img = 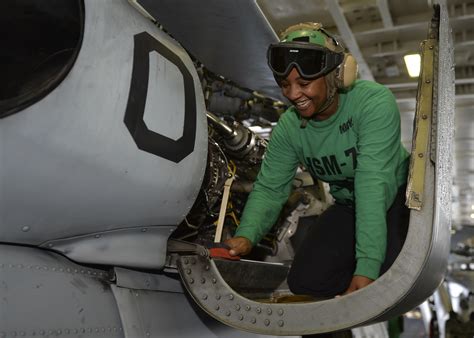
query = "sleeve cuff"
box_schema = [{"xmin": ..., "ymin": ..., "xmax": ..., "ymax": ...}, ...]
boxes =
[
  {"xmin": 354, "ymin": 258, "xmax": 382, "ymax": 280},
  {"xmin": 234, "ymin": 228, "xmax": 260, "ymax": 246}
]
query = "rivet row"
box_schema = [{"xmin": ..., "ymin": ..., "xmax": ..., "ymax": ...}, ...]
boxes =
[{"xmin": 0, "ymin": 326, "xmax": 122, "ymax": 336}]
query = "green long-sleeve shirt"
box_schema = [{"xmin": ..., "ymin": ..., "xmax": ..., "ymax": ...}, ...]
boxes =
[{"xmin": 235, "ymin": 80, "xmax": 409, "ymax": 280}]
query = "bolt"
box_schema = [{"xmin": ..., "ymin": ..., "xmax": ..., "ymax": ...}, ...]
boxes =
[
  {"xmin": 264, "ymin": 319, "xmax": 270, "ymax": 326},
  {"xmin": 418, "ymin": 153, "xmax": 424, "ymax": 158},
  {"xmin": 185, "ymin": 269, "xmax": 191, "ymax": 274},
  {"xmin": 189, "ymin": 278, "xmax": 194, "ymax": 284},
  {"xmin": 278, "ymin": 320, "xmax": 284, "ymax": 327},
  {"xmin": 21, "ymin": 226, "xmax": 30, "ymax": 232},
  {"xmin": 245, "ymin": 305, "xmax": 251, "ymax": 311},
  {"xmin": 205, "ymin": 265, "xmax": 210, "ymax": 271},
  {"xmin": 425, "ymin": 79, "xmax": 431, "ymax": 84},
  {"xmin": 239, "ymin": 314, "xmax": 244, "ymax": 321},
  {"xmin": 184, "ymin": 259, "xmax": 189, "ymax": 264},
  {"xmin": 225, "ymin": 310, "xmax": 231, "ymax": 316},
  {"xmin": 429, "ymin": 45, "xmax": 434, "ymax": 49},
  {"xmin": 212, "ymin": 278, "xmax": 217, "ymax": 284},
  {"xmin": 229, "ymin": 294, "xmax": 234, "ymax": 300},
  {"xmin": 94, "ymin": 234, "xmax": 101, "ymax": 238},
  {"xmin": 251, "ymin": 317, "xmax": 256, "ymax": 324},
  {"xmin": 200, "ymin": 278, "xmax": 206, "ymax": 284},
  {"xmin": 216, "ymin": 294, "xmax": 221, "ymax": 300},
  {"xmin": 422, "ymin": 114, "xmax": 428, "ymax": 119},
  {"xmin": 141, "ymin": 228, "xmax": 147, "ymax": 232},
  {"xmin": 235, "ymin": 304, "xmax": 240, "ymax": 311},
  {"xmin": 202, "ymin": 294, "xmax": 208, "ymax": 300},
  {"xmin": 278, "ymin": 309, "xmax": 284, "ymax": 316},
  {"xmin": 256, "ymin": 307, "xmax": 262, "ymax": 314},
  {"xmin": 215, "ymin": 305, "xmax": 220, "ymax": 311},
  {"xmin": 267, "ymin": 308, "xmax": 272, "ymax": 315}
]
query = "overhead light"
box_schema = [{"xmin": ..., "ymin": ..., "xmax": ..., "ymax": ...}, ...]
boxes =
[
  {"xmin": 471, "ymin": 213, "xmax": 474, "ymax": 219},
  {"xmin": 404, "ymin": 54, "xmax": 421, "ymax": 77}
]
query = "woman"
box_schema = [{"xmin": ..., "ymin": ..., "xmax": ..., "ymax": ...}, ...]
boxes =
[{"xmin": 225, "ymin": 22, "xmax": 410, "ymax": 297}]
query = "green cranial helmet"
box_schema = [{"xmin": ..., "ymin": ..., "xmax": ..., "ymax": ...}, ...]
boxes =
[{"xmin": 279, "ymin": 22, "xmax": 342, "ymax": 52}]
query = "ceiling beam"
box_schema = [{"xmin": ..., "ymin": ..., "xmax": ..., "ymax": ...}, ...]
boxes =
[
  {"xmin": 376, "ymin": 0, "xmax": 394, "ymax": 28},
  {"xmin": 324, "ymin": 0, "xmax": 375, "ymax": 81}
]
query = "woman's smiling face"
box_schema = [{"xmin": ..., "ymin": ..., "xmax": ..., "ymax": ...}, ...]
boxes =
[{"xmin": 280, "ymin": 67, "xmax": 334, "ymax": 120}]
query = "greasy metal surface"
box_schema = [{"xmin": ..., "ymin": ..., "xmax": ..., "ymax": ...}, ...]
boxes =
[
  {"xmin": 41, "ymin": 226, "xmax": 174, "ymax": 270},
  {"xmin": 406, "ymin": 39, "xmax": 436, "ymax": 210},
  {"xmin": 214, "ymin": 259, "xmax": 290, "ymax": 299},
  {"xmin": 0, "ymin": 0, "xmax": 207, "ymax": 245},
  {"xmin": 0, "ymin": 245, "xmax": 124, "ymax": 337},
  {"xmin": 176, "ymin": 4, "xmax": 454, "ymax": 334}
]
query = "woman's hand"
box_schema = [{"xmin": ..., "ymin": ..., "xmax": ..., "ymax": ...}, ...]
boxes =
[
  {"xmin": 342, "ymin": 275, "xmax": 374, "ymax": 295},
  {"xmin": 224, "ymin": 236, "xmax": 252, "ymax": 256}
]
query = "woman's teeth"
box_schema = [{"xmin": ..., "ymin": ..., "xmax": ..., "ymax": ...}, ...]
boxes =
[{"xmin": 296, "ymin": 100, "xmax": 310, "ymax": 109}]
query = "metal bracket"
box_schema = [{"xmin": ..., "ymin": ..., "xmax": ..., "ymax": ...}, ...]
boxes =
[{"xmin": 406, "ymin": 39, "xmax": 436, "ymax": 210}]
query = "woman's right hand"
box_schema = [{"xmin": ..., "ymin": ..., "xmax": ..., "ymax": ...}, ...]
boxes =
[{"xmin": 224, "ymin": 236, "xmax": 252, "ymax": 256}]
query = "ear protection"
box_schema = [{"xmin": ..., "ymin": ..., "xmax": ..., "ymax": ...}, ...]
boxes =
[
  {"xmin": 334, "ymin": 53, "xmax": 358, "ymax": 89},
  {"xmin": 317, "ymin": 27, "xmax": 358, "ymax": 89}
]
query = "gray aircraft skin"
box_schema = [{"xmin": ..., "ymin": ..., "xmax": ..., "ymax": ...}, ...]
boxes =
[{"xmin": 0, "ymin": 0, "xmax": 454, "ymax": 337}]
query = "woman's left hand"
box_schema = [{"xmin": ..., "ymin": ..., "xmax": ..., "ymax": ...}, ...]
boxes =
[{"xmin": 342, "ymin": 275, "xmax": 374, "ymax": 295}]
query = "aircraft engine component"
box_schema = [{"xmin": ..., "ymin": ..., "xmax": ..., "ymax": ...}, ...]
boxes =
[
  {"xmin": 0, "ymin": 0, "xmax": 207, "ymax": 268},
  {"xmin": 207, "ymin": 112, "xmax": 267, "ymax": 162}
]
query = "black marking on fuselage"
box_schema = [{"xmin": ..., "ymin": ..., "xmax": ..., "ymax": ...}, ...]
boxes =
[{"xmin": 124, "ymin": 31, "xmax": 196, "ymax": 163}]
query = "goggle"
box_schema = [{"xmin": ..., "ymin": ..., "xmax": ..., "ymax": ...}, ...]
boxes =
[{"xmin": 267, "ymin": 42, "xmax": 344, "ymax": 79}]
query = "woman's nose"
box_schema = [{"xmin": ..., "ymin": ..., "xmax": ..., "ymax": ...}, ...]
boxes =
[{"xmin": 285, "ymin": 85, "xmax": 301, "ymax": 101}]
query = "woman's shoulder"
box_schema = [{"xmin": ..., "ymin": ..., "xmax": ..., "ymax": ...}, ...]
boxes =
[
  {"xmin": 278, "ymin": 106, "xmax": 301, "ymax": 126},
  {"xmin": 347, "ymin": 80, "xmax": 397, "ymax": 109},
  {"xmin": 350, "ymin": 79, "xmax": 392, "ymax": 96}
]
